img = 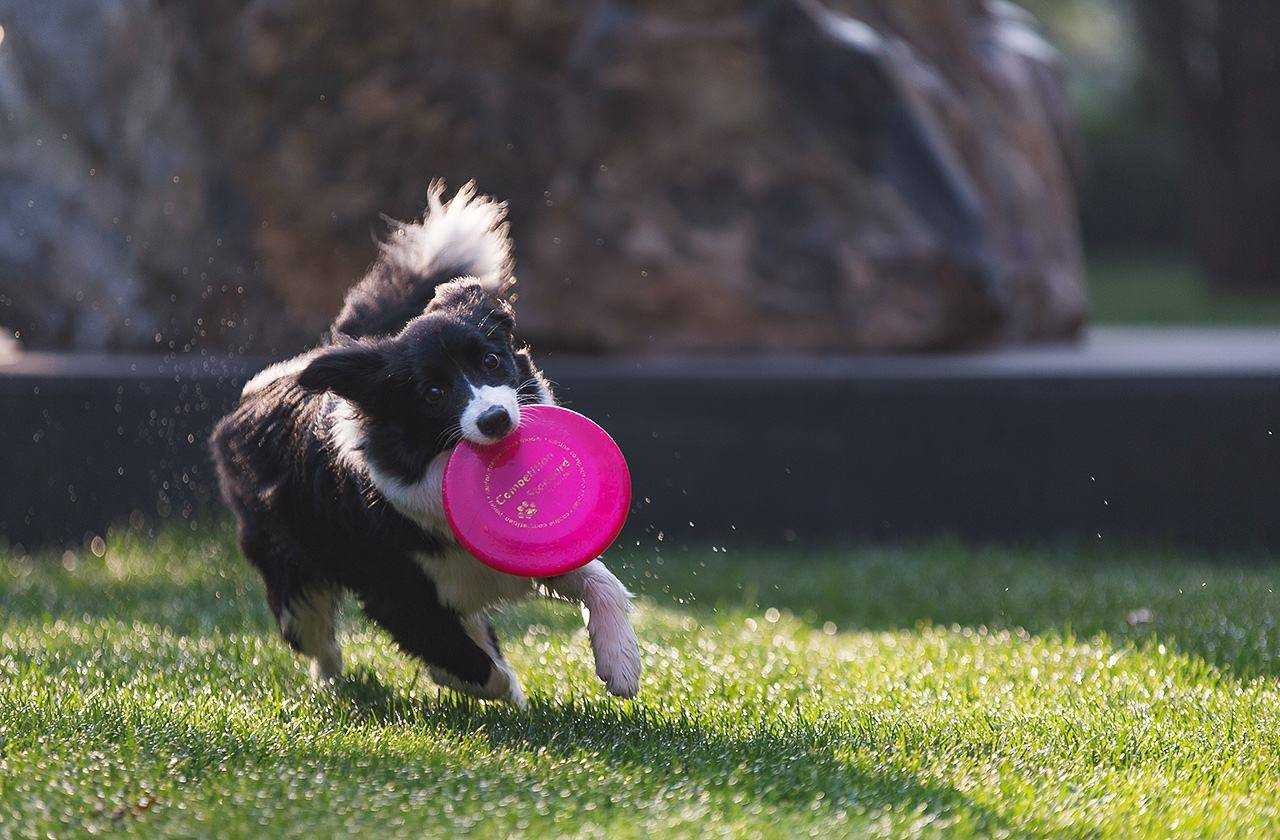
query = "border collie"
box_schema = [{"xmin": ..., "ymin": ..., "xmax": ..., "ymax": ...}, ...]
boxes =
[{"xmin": 211, "ymin": 183, "xmax": 641, "ymax": 705}]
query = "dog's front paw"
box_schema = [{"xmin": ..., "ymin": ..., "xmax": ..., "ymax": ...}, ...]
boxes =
[
  {"xmin": 544, "ymin": 560, "xmax": 643, "ymax": 698},
  {"xmin": 430, "ymin": 662, "xmax": 528, "ymax": 709},
  {"xmin": 588, "ymin": 609, "xmax": 642, "ymax": 698}
]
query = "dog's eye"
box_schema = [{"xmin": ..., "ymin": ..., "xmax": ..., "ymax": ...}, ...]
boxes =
[
  {"xmin": 482, "ymin": 352, "xmax": 500, "ymax": 371},
  {"xmin": 426, "ymin": 385, "xmax": 445, "ymax": 403}
]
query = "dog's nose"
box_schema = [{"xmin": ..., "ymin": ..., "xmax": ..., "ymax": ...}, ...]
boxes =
[{"xmin": 475, "ymin": 405, "xmax": 513, "ymax": 438}]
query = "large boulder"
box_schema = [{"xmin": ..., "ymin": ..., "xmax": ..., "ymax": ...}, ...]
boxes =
[
  {"xmin": 0, "ymin": 0, "xmax": 282, "ymax": 353},
  {"xmin": 0, "ymin": 0, "xmax": 1085, "ymax": 354}
]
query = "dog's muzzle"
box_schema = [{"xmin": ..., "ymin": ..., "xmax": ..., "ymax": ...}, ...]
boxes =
[
  {"xmin": 461, "ymin": 384, "xmax": 521, "ymax": 444},
  {"xmin": 475, "ymin": 405, "xmax": 513, "ymax": 438}
]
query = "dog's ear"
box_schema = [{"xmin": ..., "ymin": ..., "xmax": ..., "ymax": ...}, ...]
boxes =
[
  {"xmin": 428, "ymin": 278, "xmax": 515, "ymax": 339},
  {"xmin": 297, "ymin": 341, "xmax": 387, "ymax": 405}
]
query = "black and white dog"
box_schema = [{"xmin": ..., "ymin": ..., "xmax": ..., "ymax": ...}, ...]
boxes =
[{"xmin": 211, "ymin": 183, "xmax": 640, "ymax": 705}]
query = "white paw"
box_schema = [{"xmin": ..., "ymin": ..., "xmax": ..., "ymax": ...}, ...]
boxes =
[
  {"xmin": 542, "ymin": 560, "xmax": 642, "ymax": 698},
  {"xmin": 588, "ymin": 609, "xmax": 642, "ymax": 698}
]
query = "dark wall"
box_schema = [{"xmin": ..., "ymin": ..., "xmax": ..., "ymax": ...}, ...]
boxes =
[{"xmin": 3, "ymin": 341, "xmax": 1278, "ymax": 552}]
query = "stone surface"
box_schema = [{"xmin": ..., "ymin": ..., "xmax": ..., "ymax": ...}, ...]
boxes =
[
  {"xmin": 0, "ymin": 0, "xmax": 288, "ymax": 353},
  {"xmin": 0, "ymin": 0, "xmax": 1085, "ymax": 354}
]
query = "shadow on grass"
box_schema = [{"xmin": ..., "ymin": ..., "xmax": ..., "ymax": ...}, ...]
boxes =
[
  {"xmin": 3, "ymin": 660, "xmax": 1050, "ymax": 834},
  {"xmin": 8, "ymin": 539, "xmax": 1280, "ymax": 685},
  {"xmin": 8, "ymin": 519, "xmax": 1279, "ymax": 686},
  {"xmin": 314, "ymin": 667, "xmax": 1036, "ymax": 836}
]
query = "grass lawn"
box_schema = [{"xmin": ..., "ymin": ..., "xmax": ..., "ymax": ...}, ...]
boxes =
[
  {"xmin": 1088, "ymin": 255, "xmax": 1280, "ymax": 326},
  {"xmin": 2, "ymin": 526, "xmax": 1279, "ymax": 837}
]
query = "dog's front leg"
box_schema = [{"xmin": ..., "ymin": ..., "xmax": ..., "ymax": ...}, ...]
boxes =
[{"xmin": 541, "ymin": 560, "xmax": 641, "ymax": 698}]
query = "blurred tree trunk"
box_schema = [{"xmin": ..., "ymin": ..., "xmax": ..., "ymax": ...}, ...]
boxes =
[{"xmin": 1136, "ymin": 0, "xmax": 1280, "ymax": 289}]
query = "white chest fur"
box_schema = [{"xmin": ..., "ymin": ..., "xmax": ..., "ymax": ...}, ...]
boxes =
[
  {"xmin": 327, "ymin": 401, "xmax": 540, "ymax": 614},
  {"xmin": 365, "ymin": 448, "xmax": 454, "ymax": 535},
  {"xmin": 377, "ymin": 455, "xmax": 535, "ymax": 612},
  {"xmin": 414, "ymin": 547, "xmax": 537, "ymax": 614},
  {"xmin": 364, "ymin": 443, "xmax": 535, "ymax": 612}
]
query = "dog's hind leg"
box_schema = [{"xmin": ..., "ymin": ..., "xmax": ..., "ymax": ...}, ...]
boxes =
[
  {"xmin": 279, "ymin": 586, "xmax": 344, "ymax": 685},
  {"xmin": 428, "ymin": 613, "xmax": 526, "ymax": 709},
  {"xmin": 236, "ymin": 522, "xmax": 345, "ymax": 685},
  {"xmin": 540, "ymin": 560, "xmax": 641, "ymax": 698},
  {"xmin": 261, "ymin": 576, "xmax": 344, "ymax": 684},
  {"xmin": 356, "ymin": 569, "xmax": 526, "ymax": 707}
]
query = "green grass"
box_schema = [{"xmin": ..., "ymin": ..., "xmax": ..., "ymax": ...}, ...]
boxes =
[
  {"xmin": 2, "ymin": 526, "xmax": 1280, "ymax": 837},
  {"xmin": 1088, "ymin": 255, "xmax": 1280, "ymax": 325}
]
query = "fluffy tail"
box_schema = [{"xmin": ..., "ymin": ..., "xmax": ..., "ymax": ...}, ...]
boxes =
[{"xmin": 331, "ymin": 181, "xmax": 514, "ymax": 340}]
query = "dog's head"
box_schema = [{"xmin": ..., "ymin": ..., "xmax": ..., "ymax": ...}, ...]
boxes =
[{"xmin": 299, "ymin": 280, "xmax": 544, "ymax": 480}]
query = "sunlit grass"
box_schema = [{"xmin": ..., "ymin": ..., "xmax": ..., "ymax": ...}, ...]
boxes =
[{"xmin": 1, "ymin": 525, "xmax": 1279, "ymax": 837}]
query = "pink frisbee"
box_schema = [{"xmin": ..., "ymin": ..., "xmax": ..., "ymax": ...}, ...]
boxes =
[{"xmin": 442, "ymin": 405, "xmax": 631, "ymax": 577}]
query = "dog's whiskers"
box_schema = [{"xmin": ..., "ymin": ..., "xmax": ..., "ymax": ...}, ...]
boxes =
[
  {"xmin": 434, "ymin": 422, "xmax": 465, "ymax": 449},
  {"xmin": 513, "ymin": 376, "xmax": 550, "ymax": 405}
]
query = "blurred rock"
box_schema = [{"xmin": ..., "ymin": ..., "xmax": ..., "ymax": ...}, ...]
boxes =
[
  {"xmin": 0, "ymin": 0, "xmax": 1085, "ymax": 354},
  {"xmin": 0, "ymin": 0, "xmax": 280, "ymax": 353}
]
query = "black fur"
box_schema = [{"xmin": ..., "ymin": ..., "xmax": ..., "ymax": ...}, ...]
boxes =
[{"xmin": 211, "ymin": 207, "xmax": 552, "ymax": 692}]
